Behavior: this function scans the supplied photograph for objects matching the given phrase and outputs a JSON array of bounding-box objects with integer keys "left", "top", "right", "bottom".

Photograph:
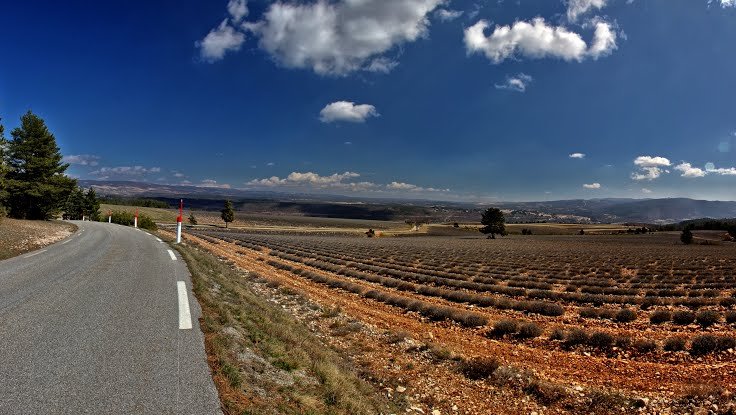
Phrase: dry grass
[
  {"left": 100, "top": 204, "right": 178, "bottom": 223},
  {"left": 171, "top": 240, "right": 392, "bottom": 415},
  {"left": 0, "top": 218, "right": 76, "bottom": 260}
]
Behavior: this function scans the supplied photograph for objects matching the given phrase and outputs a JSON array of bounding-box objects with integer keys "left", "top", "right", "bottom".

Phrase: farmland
[{"left": 170, "top": 226, "right": 736, "bottom": 414}]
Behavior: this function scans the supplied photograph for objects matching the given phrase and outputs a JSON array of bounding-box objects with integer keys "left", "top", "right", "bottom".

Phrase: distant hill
[{"left": 79, "top": 180, "right": 736, "bottom": 224}]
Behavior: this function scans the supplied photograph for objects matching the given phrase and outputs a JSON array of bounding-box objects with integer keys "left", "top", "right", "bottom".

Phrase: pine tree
[
  {"left": 6, "top": 111, "right": 76, "bottom": 219},
  {"left": 221, "top": 200, "right": 235, "bottom": 228},
  {"left": 479, "top": 207, "right": 506, "bottom": 239},
  {"left": 680, "top": 227, "right": 694, "bottom": 245},
  {"left": 85, "top": 188, "right": 100, "bottom": 221},
  {"left": 63, "top": 188, "right": 86, "bottom": 220},
  {"left": 0, "top": 117, "right": 8, "bottom": 214}
]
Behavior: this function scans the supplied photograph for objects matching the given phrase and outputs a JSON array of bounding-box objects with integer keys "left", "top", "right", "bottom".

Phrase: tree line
[{"left": 0, "top": 111, "right": 97, "bottom": 220}]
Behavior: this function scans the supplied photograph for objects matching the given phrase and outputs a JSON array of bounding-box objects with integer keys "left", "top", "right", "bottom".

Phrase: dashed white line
[
  {"left": 167, "top": 249, "right": 177, "bottom": 261},
  {"left": 60, "top": 239, "right": 70, "bottom": 245},
  {"left": 24, "top": 249, "right": 47, "bottom": 258},
  {"left": 156, "top": 237, "right": 163, "bottom": 243},
  {"left": 177, "top": 281, "right": 192, "bottom": 330}
]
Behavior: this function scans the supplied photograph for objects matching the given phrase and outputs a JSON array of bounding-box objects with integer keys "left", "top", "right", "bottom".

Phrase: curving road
[{"left": 0, "top": 221, "right": 221, "bottom": 414}]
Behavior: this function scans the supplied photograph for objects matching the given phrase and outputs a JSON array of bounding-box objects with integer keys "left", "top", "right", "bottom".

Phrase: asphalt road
[{"left": 0, "top": 221, "right": 221, "bottom": 414}]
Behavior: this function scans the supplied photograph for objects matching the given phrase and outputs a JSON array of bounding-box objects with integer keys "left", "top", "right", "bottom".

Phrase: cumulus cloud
[
  {"left": 89, "top": 165, "right": 161, "bottom": 179},
  {"left": 582, "top": 182, "right": 601, "bottom": 189},
  {"left": 319, "top": 101, "right": 379, "bottom": 123},
  {"left": 242, "top": 0, "right": 444, "bottom": 75},
  {"left": 463, "top": 17, "right": 617, "bottom": 63},
  {"left": 631, "top": 155, "right": 671, "bottom": 181},
  {"left": 674, "top": 162, "right": 706, "bottom": 178},
  {"left": 197, "top": 19, "right": 246, "bottom": 62},
  {"left": 247, "top": 171, "right": 448, "bottom": 193},
  {"left": 198, "top": 179, "right": 232, "bottom": 188},
  {"left": 569, "top": 152, "right": 586, "bottom": 159},
  {"left": 566, "top": 0, "right": 608, "bottom": 22},
  {"left": 63, "top": 154, "right": 100, "bottom": 166},
  {"left": 495, "top": 73, "right": 533, "bottom": 92},
  {"left": 641, "top": 188, "right": 652, "bottom": 194},
  {"left": 435, "top": 9, "right": 464, "bottom": 21},
  {"left": 710, "top": 0, "right": 736, "bottom": 7},
  {"left": 705, "top": 162, "right": 736, "bottom": 176},
  {"left": 227, "top": 0, "right": 248, "bottom": 22}
]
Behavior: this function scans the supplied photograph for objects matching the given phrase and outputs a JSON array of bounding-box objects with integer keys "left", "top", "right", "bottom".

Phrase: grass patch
[{"left": 173, "top": 241, "right": 391, "bottom": 415}]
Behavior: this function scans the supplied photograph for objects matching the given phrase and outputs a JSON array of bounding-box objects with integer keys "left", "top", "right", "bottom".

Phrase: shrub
[
  {"left": 563, "top": 328, "right": 589, "bottom": 348},
  {"left": 614, "top": 335, "right": 632, "bottom": 349},
  {"left": 490, "top": 319, "right": 518, "bottom": 337},
  {"left": 632, "top": 339, "right": 657, "bottom": 353},
  {"left": 523, "top": 378, "right": 567, "bottom": 405},
  {"left": 615, "top": 308, "right": 637, "bottom": 323},
  {"left": 459, "top": 357, "right": 499, "bottom": 380},
  {"left": 578, "top": 307, "right": 599, "bottom": 318},
  {"left": 726, "top": 311, "right": 736, "bottom": 324},
  {"left": 549, "top": 327, "right": 565, "bottom": 341},
  {"left": 649, "top": 310, "right": 671, "bottom": 325},
  {"left": 597, "top": 309, "right": 617, "bottom": 320},
  {"left": 690, "top": 334, "right": 718, "bottom": 356},
  {"left": 695, "top": 310, "right": 720, "bottom": 328},
  {"left": 663, "top": 337, "right": 686, "bottom": 352},
  {"left": 716, "top": 336, "right": 736, "bottom": 351},
  {"left": 672, "top": 310, "right": 696, "bottom": 325},
  {"left": 587, "top": 331, "right": 614, "bottom": 350},
  {"left": 517, "top": 322, "right": 543, "bottom": 339}
]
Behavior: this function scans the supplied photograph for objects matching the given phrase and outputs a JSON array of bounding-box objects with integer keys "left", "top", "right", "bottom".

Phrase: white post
[
  {"left": 176, "top": 221, "right": 182, "bottom": 244},
  {"left": 134, "top": 217, "right": 138, "bottom": 228},
  {"left": 108, "top": 215, "right": 111, "bottom": 223}
]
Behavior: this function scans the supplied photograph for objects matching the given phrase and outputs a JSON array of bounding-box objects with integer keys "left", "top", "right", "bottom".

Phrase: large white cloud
[
  {"left": 227, "top": 0, "right": 248, "bottom": 22},
  {"left": 464, "top": 17, "right": 616, "bottom": 63},
  {"left": 674, "top": 162, "right": 706, "bottom": 178},
  {"left": 631, "top": 156, "right": 671, "bottom": 181},
  {"left": 247, "top": 171, "right": 448, "bottom": 193},
  {"left": 242, "top": 0, "right": 444, "bottom": 75},
  {"left": 319, "top": 101, "right": 379, "bottom": 123},
  {"left": 566, "top": 0, "right": 608, "bottom": 22},
  {"left": 197, "top": 19, "right": 246, "bottom": 62}
]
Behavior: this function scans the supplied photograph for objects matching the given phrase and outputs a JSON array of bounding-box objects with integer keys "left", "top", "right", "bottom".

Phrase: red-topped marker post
[
  {"left": 134, "top": 209, "right": 139, "bottom": 228},
  {"left": 108, "top": 210, "right": 112, "bottom": 223},
  {"left": 176, "top": 199, "right": 183, "bottom": 243}
]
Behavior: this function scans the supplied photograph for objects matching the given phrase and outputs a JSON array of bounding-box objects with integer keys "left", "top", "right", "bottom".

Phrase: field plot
[{"left": 182, "top": 229, "right": 736, "bottom": 414}]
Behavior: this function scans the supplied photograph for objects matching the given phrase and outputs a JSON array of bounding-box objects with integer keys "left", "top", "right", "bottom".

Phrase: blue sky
[{"left": 1, "top": 0, "right": 735, "bottom": 202}]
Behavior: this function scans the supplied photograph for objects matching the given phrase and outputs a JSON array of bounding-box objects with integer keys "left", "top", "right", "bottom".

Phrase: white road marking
[
  {"left": 24, "top": 249, "right": 47, "bottom": 258},
  {"left": 167, "top": 249, "right": 177, "bottom": 261},
  {"left": 60, "top": 239, "right": 70, "bottom": 245},
  {"left": 177, "top": 281, "right": 192, "bottom": 330},
  {"left": 156, "top": 237, "right": 162, "bottom": 242}
]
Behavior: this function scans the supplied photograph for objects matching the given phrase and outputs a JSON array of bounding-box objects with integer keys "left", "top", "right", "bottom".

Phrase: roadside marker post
[
  {"left": 107, "top": 210, "right": 112, "bottom": 223},
  {"left": 134, "top": 209, "right": 138, "bottom": 228},
  {"left": 176, "top": 199, "right": 183, "bottom": 244}
]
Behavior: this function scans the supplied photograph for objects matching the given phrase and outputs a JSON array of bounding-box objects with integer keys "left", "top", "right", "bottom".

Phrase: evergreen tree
[
  {"left": 221, "top": 200, "right": 235, "bottom": 228},
  {"left": 0, "top": 117, "right": 8, "bottom": 214},
  {"left": 63, "top": 188, "right": 86, "bottom": 220},
  {"left": 85, "top": 188, "right": 100, "bottom": 221},
  {"left": 680, "top": 227, "right": 694, "bottom": 245},
  {"left": 479, "top": 207, "right": 506, "bottom": 239},
  {"left": 5, "top": 111, "right": 76, "bottom": 219}
]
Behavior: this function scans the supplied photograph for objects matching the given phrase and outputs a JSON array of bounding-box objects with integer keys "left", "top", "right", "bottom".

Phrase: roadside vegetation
[{"left": 171, "top": 239, "right": 393, "bottom": 415}]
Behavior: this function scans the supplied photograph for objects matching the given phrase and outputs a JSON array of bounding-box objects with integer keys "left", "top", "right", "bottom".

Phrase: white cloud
[
  {"left": 587, "top": 20, "right": 617, "bottom": 59},
  {"left": 197, "top": 19, "right": 246, "bottom": 62},
  {"left": 247, "top": 171, "right": 448, "bottom": 193},
  {"left": 582, "top": 182, "right": 601, "bottom": 189},
  {"left": 63, "top": 154, "right": 100, "bottom": 166},
  {"left": 227, "top": 0, "right": 248, "bottom": 22},
  {"left": 566, "top": 0, "right": 608, "bottom": 22},
  {"left": 198, "top": 179, "right": 232, "bottom": 188},
  {"left": 90, "top": 166, "right": 161, "bottom": 177},
  {"left": 495, "top": 73, "right": 533, "bottom": 92},
  {"left": 365, "top": 57, "right": 399, "bottom": 73},
  {"left": 319, "top": 101, "right": 379, "bottom": 123},
  {"left": 704, "top": 162, "right": 736, "bottom": 176},
  {"left": 465, "top": 18, "right": 619, "bottom": 63},
  {"left": 631, "top": 155, "right": 671, "bottom": 181},
  {"left": 674, "top": 162, "right": 706, "bottom": 178},
  {"left": 242, "top": 0, "right": 444, "bottom": 75},
  {"left": 435, "top": 9, "right": 464, "bottom": 21},
  {"left": 634, "top": 156, "right": 671, "bottom": 167},
  {"left": 641, "top": 188, "right": 652, "bottom": 194},
  {"left": 569, "top": 152, "right": 586, "bottom": 159},
  {"left": 710, "top": 0, "right": 736, "bottom": 7}
]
